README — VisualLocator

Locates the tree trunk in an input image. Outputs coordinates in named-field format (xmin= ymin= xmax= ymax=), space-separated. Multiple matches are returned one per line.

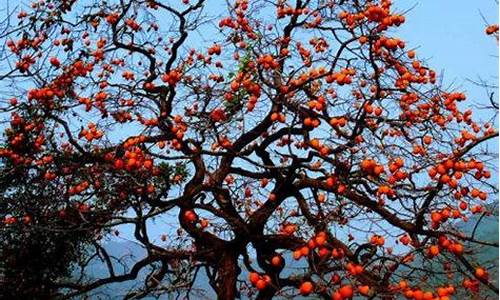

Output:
xmin=215 ymin=251 xmax=240 ymax=300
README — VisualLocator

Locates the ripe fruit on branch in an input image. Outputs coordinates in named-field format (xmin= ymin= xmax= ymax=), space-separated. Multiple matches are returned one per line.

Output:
xmin=183 ymin=210 xmax=197 ymax=223
xmin=299 ymin=281 xmax=314 ymax=296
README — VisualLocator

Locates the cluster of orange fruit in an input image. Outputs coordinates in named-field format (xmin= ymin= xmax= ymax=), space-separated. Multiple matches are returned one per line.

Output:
xmin=360 ymin=159 xmax=385 ymax=177
xmin=325 ymin=68 xmax=356 ymax=85
xmin=79 ymin=123 xmax=103 ymax=142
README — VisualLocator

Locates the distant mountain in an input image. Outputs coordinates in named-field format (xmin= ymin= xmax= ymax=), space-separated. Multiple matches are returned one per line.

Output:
xmin=71 ymin=241 xmax=309 ymax=299
xmin=457 ymin=214 xmax=498 ymax=293
xmin=68 ymin=240 xmax=214 ymax=299
xmin=71 ymin=215 xmax=498 ymax=299
xmin=397 ymin=214 xmax=498 ymax=297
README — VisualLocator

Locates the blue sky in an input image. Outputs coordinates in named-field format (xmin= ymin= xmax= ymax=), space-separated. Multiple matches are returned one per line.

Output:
xmin=397 ymin=0 xmax=498 ymax=113
xmin=3 ymin=0 xmax=497 ymax=91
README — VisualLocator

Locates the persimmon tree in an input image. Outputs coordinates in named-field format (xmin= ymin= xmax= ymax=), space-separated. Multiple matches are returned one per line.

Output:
xmin=0 ymin=0 xmax=498 ymax=299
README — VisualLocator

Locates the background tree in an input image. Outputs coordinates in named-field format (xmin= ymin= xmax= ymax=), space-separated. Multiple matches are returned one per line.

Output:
xmin=0 ymin=0 xmax=498 ymax=299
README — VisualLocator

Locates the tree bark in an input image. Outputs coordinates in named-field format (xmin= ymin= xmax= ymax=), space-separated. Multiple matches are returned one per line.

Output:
xmin=215 ymin=251 xmax=240 ymax=300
